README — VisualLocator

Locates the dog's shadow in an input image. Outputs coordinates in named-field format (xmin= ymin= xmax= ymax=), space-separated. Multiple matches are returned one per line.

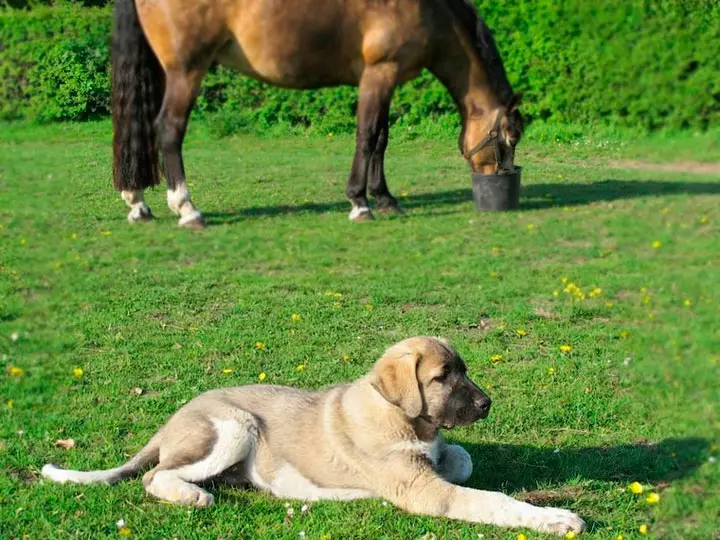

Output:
xmin=458 ymin=436 xmax=708 ymax=501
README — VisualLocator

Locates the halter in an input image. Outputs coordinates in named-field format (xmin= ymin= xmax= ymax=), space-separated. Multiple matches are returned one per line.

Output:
xmin=462 ymin=112 xmax=508 ymax=172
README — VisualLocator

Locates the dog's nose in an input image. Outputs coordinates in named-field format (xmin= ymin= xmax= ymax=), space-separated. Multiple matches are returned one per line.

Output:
xmin=476 ymin=396 xmax=492 ymax=415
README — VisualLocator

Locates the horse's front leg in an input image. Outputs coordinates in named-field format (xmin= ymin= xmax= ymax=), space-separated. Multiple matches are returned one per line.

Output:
xmin=367 ymin=119 xmax=403 ymax=215
xmin=346 ymin=65 xmax=397 ymax=222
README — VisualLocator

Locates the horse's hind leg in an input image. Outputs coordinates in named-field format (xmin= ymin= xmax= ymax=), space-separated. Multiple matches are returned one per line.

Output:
xmin=158 ymin=69 xmax=206 ymax=229
xmin=122 ymin=189 xmax=153 ymax=222
xmin=346 ymin=65 xmax=397 ymax=222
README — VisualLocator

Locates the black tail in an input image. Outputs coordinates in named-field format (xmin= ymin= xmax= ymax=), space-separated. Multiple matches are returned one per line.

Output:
xmin=111 ymin=0 xmax=165 ymax=192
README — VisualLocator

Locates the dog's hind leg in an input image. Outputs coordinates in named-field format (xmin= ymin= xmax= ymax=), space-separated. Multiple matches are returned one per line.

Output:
xmin=143 ymin=412 xmax=258 ymax=507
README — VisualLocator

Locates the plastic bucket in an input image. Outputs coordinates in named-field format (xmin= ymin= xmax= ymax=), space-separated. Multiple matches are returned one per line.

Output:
xmin=470 ymin=166 xmax=522 ymax=212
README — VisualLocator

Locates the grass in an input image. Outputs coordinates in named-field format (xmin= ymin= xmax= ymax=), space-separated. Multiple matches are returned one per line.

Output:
xmin=1 ymin=121 xmax=718 ymax=539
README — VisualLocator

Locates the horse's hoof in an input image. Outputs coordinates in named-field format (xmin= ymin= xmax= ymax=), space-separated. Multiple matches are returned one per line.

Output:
xmin=178 ymin=213 xmax=206 ymax=229
xmin=376 ymin=205 xmax=405 ymax=216
xmin=127 ymin=206 xmax=154 ymax=223
xmin=349 ymin=207 xmax=374 ymax=222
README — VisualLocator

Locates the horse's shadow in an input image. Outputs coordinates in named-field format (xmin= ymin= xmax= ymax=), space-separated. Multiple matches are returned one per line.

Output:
xmin=459 ymin=436 xmax=709 ymax=495
xmin=204 ymin=179 xmax=720 ymax=224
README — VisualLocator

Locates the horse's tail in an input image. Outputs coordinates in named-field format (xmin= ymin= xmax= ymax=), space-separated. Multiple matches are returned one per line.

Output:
xmin=41 ymin=432 xmax=162 ymax=485
xmin=111 ymin=0 xmax=165 ymax=192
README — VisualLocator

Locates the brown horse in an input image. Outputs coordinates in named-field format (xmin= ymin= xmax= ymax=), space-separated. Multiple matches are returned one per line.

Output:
xmin=112 ymin=0 xmax=523 ymax=227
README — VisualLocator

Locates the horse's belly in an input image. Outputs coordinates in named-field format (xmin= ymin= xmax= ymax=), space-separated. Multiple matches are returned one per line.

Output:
xmin=216 ymin=39 xmax=361 ymax=88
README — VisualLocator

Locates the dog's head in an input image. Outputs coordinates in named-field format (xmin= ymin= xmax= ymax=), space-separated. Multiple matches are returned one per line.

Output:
xmin=369 ymin=337 xmax=491 ymax=429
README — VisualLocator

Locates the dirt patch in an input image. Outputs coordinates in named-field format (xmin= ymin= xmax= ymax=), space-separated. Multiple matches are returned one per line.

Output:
xmin=612 ymin=160 xmax=720 ymax=175
xmin=517 ymin=486 xmax=585 ymax=506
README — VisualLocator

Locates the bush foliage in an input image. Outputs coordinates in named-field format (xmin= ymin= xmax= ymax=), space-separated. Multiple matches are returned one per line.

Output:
xmin=1 ymin=1 xmax=718 ymax=131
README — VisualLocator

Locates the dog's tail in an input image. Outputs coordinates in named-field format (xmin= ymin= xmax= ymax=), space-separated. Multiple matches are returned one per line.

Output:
xmin=41 ymin=432 xmax=162 ymax=485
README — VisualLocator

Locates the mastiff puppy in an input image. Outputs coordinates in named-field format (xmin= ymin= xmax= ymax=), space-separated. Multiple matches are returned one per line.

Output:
xmin=42 ymin=336 xmax=585 ymax=536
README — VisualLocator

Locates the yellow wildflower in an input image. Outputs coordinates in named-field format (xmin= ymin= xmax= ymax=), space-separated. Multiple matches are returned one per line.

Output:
xmin=619 ymin=331 xmax=630 ymax=339
xmin=629 ymin=481 xmax=644 ymax=494
xmin=7 ymin=400 xmax=13 ymax=408
xmin=221 ymin=368 xmax=233 ymax=374
xmin=296 ymin=363 xmax=306 ymax=373
xmin=552 ymin=290 xmax=560 ymax=297
xmin=9 ymin=366 xmax=25 ymax=377
xmin=517 ymin=534 xmax=527 ymax=540
xmin=325 ymin=291 xmax=343 ymax=299
xmin=588 ymin=287 xmax=602 ymax=298
xmin=565 ymin=532 xmax=577 ymax=540
xmin=561 ymin=277 xmax=568 ymax=284
xmin=342 ymin=355 xmax=350 ymax=362
xmin=559 ymin=345 xmax=572 ymax=353
xmin=71 ymin=233 xmax=78 ymax=239
xmin=73 ymin=367 xmax=84 ymax=378
xmin=20 ymin=238 xmax=26 ymax=246
xmin=639 ymin=524 xmax=648 ymax=535
xmin=291 ymin=313 xmax=302 ymax=322
xmin=258 ymin=372 xmax=267 ymax=382
xmin=548 ymin=366 xmax=556 ymax=375
xmin=365 ymin=304 xmax=374 ymax=310
xmin=515 ymin=329 xmax=527 ymax=336
xmin=527 ymin=224 xmax=536 ymax=231
xmin=255 ymin=341 xmax=267 ymax=351
xmin=616 ymin=535 xmax=624 ymax=540
xmin=490 ymin=354 xmax=503 ymax=363
xmin=683 ymin=299 xmax=692 ymax=307
xmin=648 ymin=312 xmax=655 ymax=320
xmin=646 ymin=492 xmax=660 ymax=504
xmin=119 ymin=527 xmax=131 ymax=536
xmin=699 ymin=215 xmax=709 ymax=224
xmin=101 ymin=231 xmax=112 ymax=237
xmin=400 ymin=191 xmax=409 ymax=198
xmin=651 ymin=240 xmax=661 ymax=249
xmin=605 ymin=301 xmax=614 ymax=308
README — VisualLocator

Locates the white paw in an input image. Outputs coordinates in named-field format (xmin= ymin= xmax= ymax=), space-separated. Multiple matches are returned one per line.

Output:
xmin=440 ymin=445 xmax=473 ymax=484
xmin=178 ymin=486 xmax=214 ymax=507
xmin=534 ymin=507 xmax=586 ymax=536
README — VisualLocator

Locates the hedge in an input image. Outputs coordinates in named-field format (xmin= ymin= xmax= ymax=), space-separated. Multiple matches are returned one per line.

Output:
xmin=1 ymin=1 xmax=718 ymax=132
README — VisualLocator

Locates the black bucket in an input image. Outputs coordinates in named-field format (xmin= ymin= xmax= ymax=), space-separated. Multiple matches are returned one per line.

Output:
xmin=471 ymin=166 xmax=522 ymax=212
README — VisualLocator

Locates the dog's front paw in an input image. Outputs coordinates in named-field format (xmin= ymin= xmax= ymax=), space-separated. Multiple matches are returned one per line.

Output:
xmin=533 ymin=507 xmax=586 ymax=536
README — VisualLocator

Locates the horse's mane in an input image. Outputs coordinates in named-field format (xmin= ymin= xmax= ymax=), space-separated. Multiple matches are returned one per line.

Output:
xmin=443 ymin=0 xmax=516 ymax=107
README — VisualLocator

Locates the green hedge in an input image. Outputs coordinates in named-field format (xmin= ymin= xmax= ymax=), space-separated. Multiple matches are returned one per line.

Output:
xmin=1 ymin=1 xmax=718 ymax=131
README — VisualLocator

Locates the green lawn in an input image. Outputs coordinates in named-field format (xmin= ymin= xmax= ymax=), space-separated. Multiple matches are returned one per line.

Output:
xmin=1 ymin=121 xmax=718 ymax=539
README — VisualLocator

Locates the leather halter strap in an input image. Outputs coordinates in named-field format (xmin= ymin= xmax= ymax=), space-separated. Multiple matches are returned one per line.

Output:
xmin=462 ymin=112 xmax=505 ymax=171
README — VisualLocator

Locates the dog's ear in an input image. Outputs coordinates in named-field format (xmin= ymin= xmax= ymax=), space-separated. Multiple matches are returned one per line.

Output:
xmin=369 ymin=350 xmax=423 ymax=418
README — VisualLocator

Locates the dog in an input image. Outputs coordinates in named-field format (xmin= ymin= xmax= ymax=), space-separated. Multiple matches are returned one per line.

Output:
xmin=42 ymin=337 xmax=586 ymax=536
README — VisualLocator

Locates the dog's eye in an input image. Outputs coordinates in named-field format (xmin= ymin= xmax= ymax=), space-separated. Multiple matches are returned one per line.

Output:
xmin=433 ymin=370 xmax=449 ymax=383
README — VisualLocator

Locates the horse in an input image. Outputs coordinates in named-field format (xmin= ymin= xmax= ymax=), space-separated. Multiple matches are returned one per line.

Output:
xmin=112 ymin=0 xmax=523 ymax=228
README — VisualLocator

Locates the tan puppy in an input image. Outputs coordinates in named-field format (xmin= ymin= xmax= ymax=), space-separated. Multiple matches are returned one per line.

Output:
xmin=42 ymin=337 xmax=585 ymax=536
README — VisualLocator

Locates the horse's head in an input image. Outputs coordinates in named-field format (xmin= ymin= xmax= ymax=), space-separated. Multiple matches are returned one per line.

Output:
xmin=460 ymin=94 xmax=523 ymax=175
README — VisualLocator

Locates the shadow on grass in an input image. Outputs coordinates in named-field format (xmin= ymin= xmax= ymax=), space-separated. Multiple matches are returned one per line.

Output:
xmin=204 ymin=179 xmax=720 ymax=224
xmin=461 ymin=436 xmax=709 ymax=493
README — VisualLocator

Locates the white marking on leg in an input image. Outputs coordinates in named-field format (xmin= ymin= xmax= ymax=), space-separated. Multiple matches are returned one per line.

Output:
xmin=121 ymin=190 xmax=152 ymax=223
xmin=167 ymin=182 xmax=202 ymax=225
xmin=348 ymin=205 xmax=373 ymax=221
